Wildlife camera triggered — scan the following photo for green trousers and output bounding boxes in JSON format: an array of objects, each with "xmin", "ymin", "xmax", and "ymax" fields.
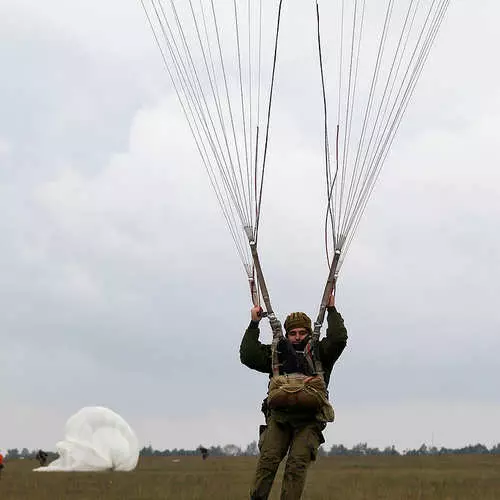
[{"xmin": 250, "ymin": 417, "xmax": 323, "ymax": 500}]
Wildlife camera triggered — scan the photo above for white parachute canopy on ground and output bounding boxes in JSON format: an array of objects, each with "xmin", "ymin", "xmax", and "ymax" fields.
[{"xmin": 34, "ymin": 406, "xmax": 140, "ymax": 472}]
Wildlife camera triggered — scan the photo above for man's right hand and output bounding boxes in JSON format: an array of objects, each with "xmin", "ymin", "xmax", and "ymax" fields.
[{"xmin": 251, "ymin": 305, "xmax": 263, "ymax": 322}]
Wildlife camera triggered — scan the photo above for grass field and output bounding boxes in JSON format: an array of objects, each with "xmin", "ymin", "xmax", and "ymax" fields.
[{"xmin": 1, "ymin": 454, "xmax": 500, "ymax": 499}]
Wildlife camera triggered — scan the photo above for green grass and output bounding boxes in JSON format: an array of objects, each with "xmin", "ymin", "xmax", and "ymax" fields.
[{"xmin": 1, "ymin": 455, "xmax": 500, "ymax": 499}]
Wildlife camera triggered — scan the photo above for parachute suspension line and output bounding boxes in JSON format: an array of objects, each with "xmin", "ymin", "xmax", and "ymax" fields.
[
  {"xmin": 191, "ymin": 0, "xmax": 257, "ymax": 265},
  {"xmin": 316, "ymin": 1, "xmax": 337, "ymax": 268},
  {"xmin": 210, "ymin": 0, "xmax": 253, "ymax": 228},
  {"xmin": 233, "ymin": 0, "xmax": 254, "ymax": 228},
  {"xmin": 140, "ymin": 1, "xmax": 289, "ymax": 285},
  {"xmin": 341, "ymin": 0, "xmax": 450, "ymax": 253},
  {"xmin": 340, "ymin": 0, "xmax": 450, "ymax": 265},
  {"xmin": 243, "ymin": 0, "xmax": 285, "ymax": 365},
  {"xmin": 340, "ymin": 0, "xmax": 415, "ymax": 248},
  {"xmin": 337, "ymin": 0, "xmax": 345, "ymax": 127},
  {"xmin": 319, "ymin": 0, "xmax": 451, "ymax": 275},
  {"xmin": 189, "ymin": 0, "xmax": 258, "ymax": 270},
  {"xmin": 314, "ymin": 5, "xmax": 340, "ymax": 377},
  {"xmin": 337, "ymin": 0, "xmax": 365, "ymax": 246},
  {"xmin": 175, "ymin": 0, "xmax": 248, "ymax": 229},
  {"xmin": 253, "ymin": 0, "xmax": 264, "ymax": 234},
  {"xmin": 155, "ymin": 0, "xmax": 250, "ymax": 233},
  {"xmin": 341, "ymin": 0, "xmax": 424, "ymax": 246},
  {"xmin": 140, "ymin": 2, "xmax": 250, "ymax": 271},
  {"xmin": 255, "ymin": 0, "xmax": 285, "ymax": 243},
  {"xmin": 324, "ymin": 130, "xmax": 340, "ymax": 265},
  {"xmin": 187, "ymin": 0, "xmax": 242, "ymax": 201},
  {"xmin": 195, "ymin": 0, "xmax": 235, "ymax": 167},
  {"xmin": 361, "ymin": 0, "xmax": 421, "ymax": 177},
  {"xmin": 180, "ymin": 5, "xmax": 252, "ymax": 257},
  {"xmin": 141, "ymin": 0, "xmax": 244, "ymax": 274},
  {"xmin": 340, "ymin": 0, "xmax": 393, "ymax": 245},
  {"xmin": 247, "ymin": 0, "xmax": 255, "ymax": 229},
  {"xmin": 333, "ymin": 0, "xmax": 345, "ymax": 255},
  {"xmin": 166, "ymin": 2, "xmax": 235, "ymax": 184}
]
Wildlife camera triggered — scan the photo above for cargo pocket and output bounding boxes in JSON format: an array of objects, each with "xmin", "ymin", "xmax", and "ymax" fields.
[{"xmin": 308, "ymin": 427, "xmax": 325, "ymax": 462}]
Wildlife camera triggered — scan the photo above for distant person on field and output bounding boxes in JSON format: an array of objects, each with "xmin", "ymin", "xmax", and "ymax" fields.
[
  {"xmin": 198, "ymin": 446, "xmax": 209, "ymax": 460},
  {"xmin": 0, "ymin": 453, "xmax": 4, "ymax": 478},
  {"xmin": 35, "ymin": 450, "xmax": 49, "ymax": 467},
  {"xmin": 240, "ymin": 293, "xmax": 348, "ymax": 500}
]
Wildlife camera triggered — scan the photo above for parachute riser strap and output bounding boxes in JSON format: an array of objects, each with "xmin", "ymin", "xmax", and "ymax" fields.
[
  {"xmin": 248, "ymin": 277, "xmax": 259, "ymax": 308},
  {"xmin": 249, "ymin": 243, "xmax": 273, "ymax": 317},
  {"xmin": 306, "ymin": 337, "xmax": 325, "ymax": 381},
  {"xmin": 245, "ymin": 226, "xmax": 283, "ymax": 376},
  {"xmin": 313, "ymin": 249, "xmax": 341, "ymax": 341},
  {"xmin": 245, "ymin": 228, "xmax": 280, "ymax": 329}
]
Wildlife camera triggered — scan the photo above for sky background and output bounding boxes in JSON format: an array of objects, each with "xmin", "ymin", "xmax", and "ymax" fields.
[{"xmin": 1, "ymin": 0, "xmax": 500, "ymax": 455}]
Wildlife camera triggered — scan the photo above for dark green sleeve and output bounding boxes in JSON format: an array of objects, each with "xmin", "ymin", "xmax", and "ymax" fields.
[
  {"xmin": 319, "ymin": 306, "xmax": 348, "ymax": 379},
  {"xmin": 240, "ymin": 322, "xmax": 272, "ymax": 374}
]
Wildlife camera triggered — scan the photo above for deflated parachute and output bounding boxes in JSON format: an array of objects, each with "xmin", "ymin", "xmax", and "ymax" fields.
[{"xmin": 34, "ymin": 406, "xmax": 139, "ymax": 472}]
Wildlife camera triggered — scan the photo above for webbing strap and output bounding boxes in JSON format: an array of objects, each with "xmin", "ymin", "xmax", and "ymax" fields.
[
  {"xmin": 270, "ymin": 325, "xmax": 283, "ymax": 378},
  {"xmin": 248, "ymin": 277, "xmax": 259, "ymax": 308},
  {"xmin": 307, "ymin": 338, "xmax": 324, "ymax": 380},
  {"xmin": 313, "ymin": 249, "xmax": 341, "ymax": 338},
  {"xmin": 246, "ymin": 230, "xmax": 284, "ymax": 376},
  {"xmin": 310, "ymin": 249, "xmax": 341, "ymax": 381}
]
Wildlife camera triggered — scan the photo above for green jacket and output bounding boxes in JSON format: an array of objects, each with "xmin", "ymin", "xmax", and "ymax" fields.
[{"xmin": 240, "ymin": 306, "xmax": 348, "ymax": 424}]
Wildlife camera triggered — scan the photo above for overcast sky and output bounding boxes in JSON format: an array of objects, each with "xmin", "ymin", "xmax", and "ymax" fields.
[{"xmin": 1, "ymin": 0, "xmax": 500, "ymax": 456}]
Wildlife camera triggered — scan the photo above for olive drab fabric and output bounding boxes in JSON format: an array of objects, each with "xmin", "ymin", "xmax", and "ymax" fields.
[
  {"xmin": 267, "ymin": 374, "xmax": 335, "ymax": 423},
  {"xmin": 240, "ymin": 305, "xmax": 348, "ymax": 390},
  {"xmin": 241, "ymin": 306, "xmax": 348, "ymax": 499},
  {"xmin": 250, "ymin": 417, "xmax": 324, "ymax": 500}
]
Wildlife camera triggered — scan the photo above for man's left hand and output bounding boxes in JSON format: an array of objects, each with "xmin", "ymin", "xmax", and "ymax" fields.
[{"xmin": 328, "ymin": 294, "xmax": 335, "ymax": 307}]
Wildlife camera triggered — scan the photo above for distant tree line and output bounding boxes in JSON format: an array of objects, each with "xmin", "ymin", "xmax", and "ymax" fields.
[
  {"xmin": 140, "ymin": 442, "xmax": 259, "ymax": 458},
  {"xmin": 137, "ymin": 441, "xmax": 500, "ymax": 458},
  {"xmin": 324, "ymin": 442, "xmax": 500, "ymax": 456},
  {"xmin": 4, "ymin": 442, "xmax": 500, "ymax": 460},
  {"xmin": 2, "ymin": 448, "xmax": 58, "ymax": 461}
]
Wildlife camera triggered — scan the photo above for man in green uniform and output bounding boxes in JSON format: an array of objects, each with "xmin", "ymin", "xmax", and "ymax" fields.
[{"xmin": 240, "ymin": 295, "xmax": 348, "ymax": 500}]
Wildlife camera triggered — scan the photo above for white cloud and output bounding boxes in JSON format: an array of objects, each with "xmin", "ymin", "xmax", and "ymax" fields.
[{"xmin": 0, "ymin": 0, "xmax": 152, "ymax": 58}]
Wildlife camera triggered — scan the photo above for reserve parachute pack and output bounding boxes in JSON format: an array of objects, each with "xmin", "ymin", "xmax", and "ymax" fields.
[
  {"xmin": 266, "ymin": 330, "xmax": 336, "ymax": 422},
  {"xmin": 267, "ymin": 373, "xmax": 335, "ymax": 422}
]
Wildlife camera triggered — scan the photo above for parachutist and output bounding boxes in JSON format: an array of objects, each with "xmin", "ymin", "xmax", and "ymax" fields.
[
  {"xmin": 240, "ymin": 295, "xmax": 348, "ymax": 499},
  {"xmin": 198, "ymin": 446, "xmax": 209, "ymax": 461}
]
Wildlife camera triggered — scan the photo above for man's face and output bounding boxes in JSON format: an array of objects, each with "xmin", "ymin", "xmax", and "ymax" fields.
[{"xmin": 287, "ymin": 328, "xmax": 308, "ymax": 344}]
